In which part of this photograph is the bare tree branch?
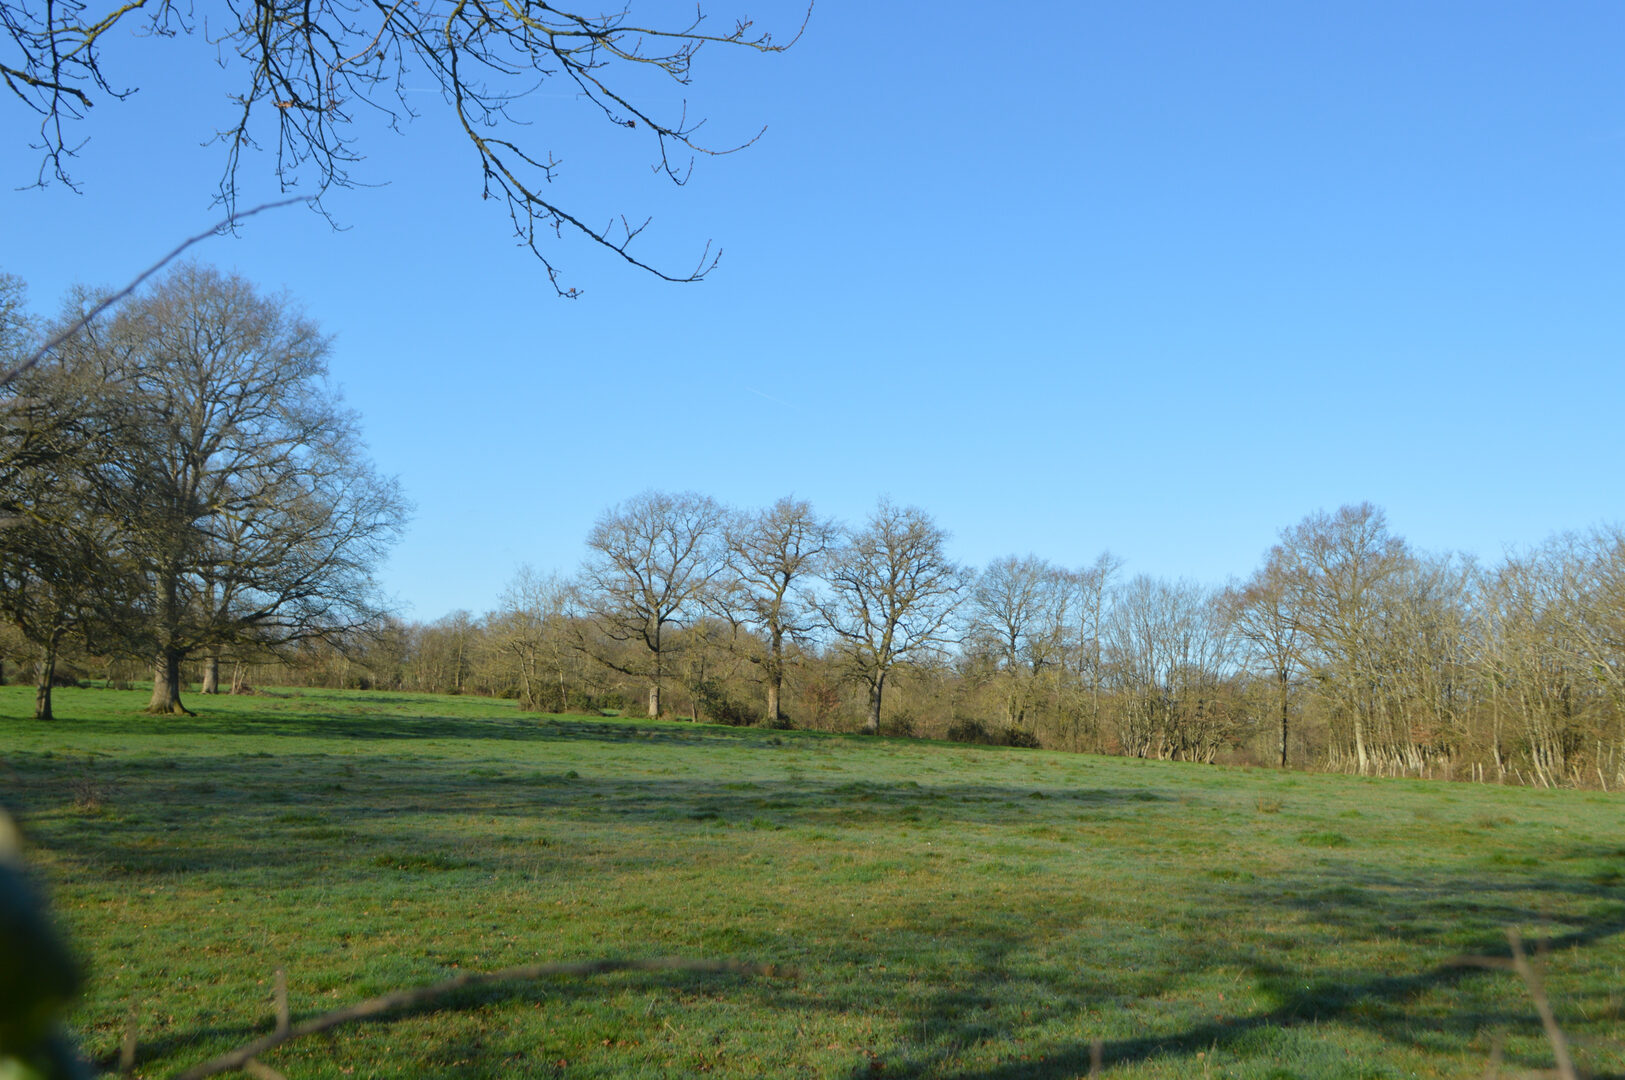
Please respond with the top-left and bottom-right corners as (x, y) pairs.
(3, 0), (812, 294)
(0, 196), (310, 390)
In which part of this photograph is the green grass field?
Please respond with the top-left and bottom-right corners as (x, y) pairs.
(4, 686), (1622, 1079)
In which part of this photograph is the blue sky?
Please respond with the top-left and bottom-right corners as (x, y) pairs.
(4, 3), (1623, 619)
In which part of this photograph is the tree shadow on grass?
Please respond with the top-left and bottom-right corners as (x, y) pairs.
(5, 704), (837, 747)
(836, 866), (1625, 1079)
(5, 747), (1182, 881)
(14, 710), (1623, 1077)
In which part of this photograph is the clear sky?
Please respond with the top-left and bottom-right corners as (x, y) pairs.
(4, 3), (1623, 619)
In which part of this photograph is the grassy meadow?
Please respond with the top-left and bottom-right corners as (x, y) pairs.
(3, 686), (1622, 1079)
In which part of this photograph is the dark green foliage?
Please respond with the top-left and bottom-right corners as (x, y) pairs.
(1003, 725), (1042, 749)
(946, 716), (1041, 748)
(691, 678), (756, 727)
(946, 716), (992, 743)
(878, 711), (916, 737)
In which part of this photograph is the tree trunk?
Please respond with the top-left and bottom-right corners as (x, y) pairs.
(865, 678), (883, 735)
(1278, 672), (1290, 768)
(766, 625), (784, 724)
(648, 681), (660, 720)
(201, 650), (220, 694)
(147, 649), (194, 715)
(34, 639), (57, 721)
(517, 654), (534, 712)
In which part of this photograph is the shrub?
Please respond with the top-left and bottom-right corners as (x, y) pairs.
(692, 679), (757, 726)
(946, 717), (992, 744)
(946, 717), (1040, 748)
(879, 711), (917, 738)
(1003, 725), (1042, 749)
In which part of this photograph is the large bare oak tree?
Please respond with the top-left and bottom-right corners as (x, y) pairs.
(85, 263), (406, 714)
(720, 496), (836, 724)
(815, 500), (965, 735)
(579, 490), (725, 719)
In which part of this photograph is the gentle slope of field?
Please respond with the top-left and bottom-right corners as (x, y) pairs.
(4, 686), (1622, 1079)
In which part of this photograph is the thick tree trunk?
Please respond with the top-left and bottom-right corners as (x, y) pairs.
(765, 626), (784, 725)
(34, 640), (57, 721)
(1278, 672), (1290, 768)
(147, 649), (194, 715)
(201, 650), (220, 694)
(648, 681), (660, 720)
(865, 677), (883, 735)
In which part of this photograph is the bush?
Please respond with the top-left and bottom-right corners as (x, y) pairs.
(879, 712), (916, 738)
(692, 679), (757, 726)
(946, 717), (992, 744)
(1003, 725), (1042, 749)
(946, 717), (1041, 748)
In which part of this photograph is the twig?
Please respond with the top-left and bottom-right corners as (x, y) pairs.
(0, 197), (310, 389)
(1478, 1032), (1505, 1080)
(1506, 928), (1579, 1080)
(119, 1001), (138, 1075)
(240, 1060), (287, 1080)
(272, 968), (288, 1036)
(173, 957), (790, 1080)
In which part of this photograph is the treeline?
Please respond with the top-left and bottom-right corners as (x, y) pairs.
(233, 496), (1624, 790)
(5, 267), (1622, 789)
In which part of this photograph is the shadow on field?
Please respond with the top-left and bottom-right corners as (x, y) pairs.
(10, 706), (827, 748)
(12, 707), (1624, 1078)
(915, 919), (1625, 1080)
(840, 871), (1625, 1080)
(5, 748), (1163, 880)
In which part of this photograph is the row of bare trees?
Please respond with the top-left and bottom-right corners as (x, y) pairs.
(7, 313), (1619, 791)
(1229, 504), (1625, 787)
(229, 493), (1624, 789)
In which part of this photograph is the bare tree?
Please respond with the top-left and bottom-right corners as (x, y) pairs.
(3, 0), (808, 294)
(489, 566), (576, 711)
(814, 500), (965, 735)
(1226, 550), (1304, 767)
(965, 555), (1072, 730)
(0, 280), (144, 718)
(61, 263), (409, 715)
(1275, 503), (1411, 774)
(1105, 575), (1239, 762)
(720, 497), (837, 724)
(1066, 551), (1121, 751)
(579, 490), (725, 719)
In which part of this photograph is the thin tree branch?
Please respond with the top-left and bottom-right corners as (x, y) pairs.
(1506, 928), (1579, 1080)
(0, 196), (310, 389)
